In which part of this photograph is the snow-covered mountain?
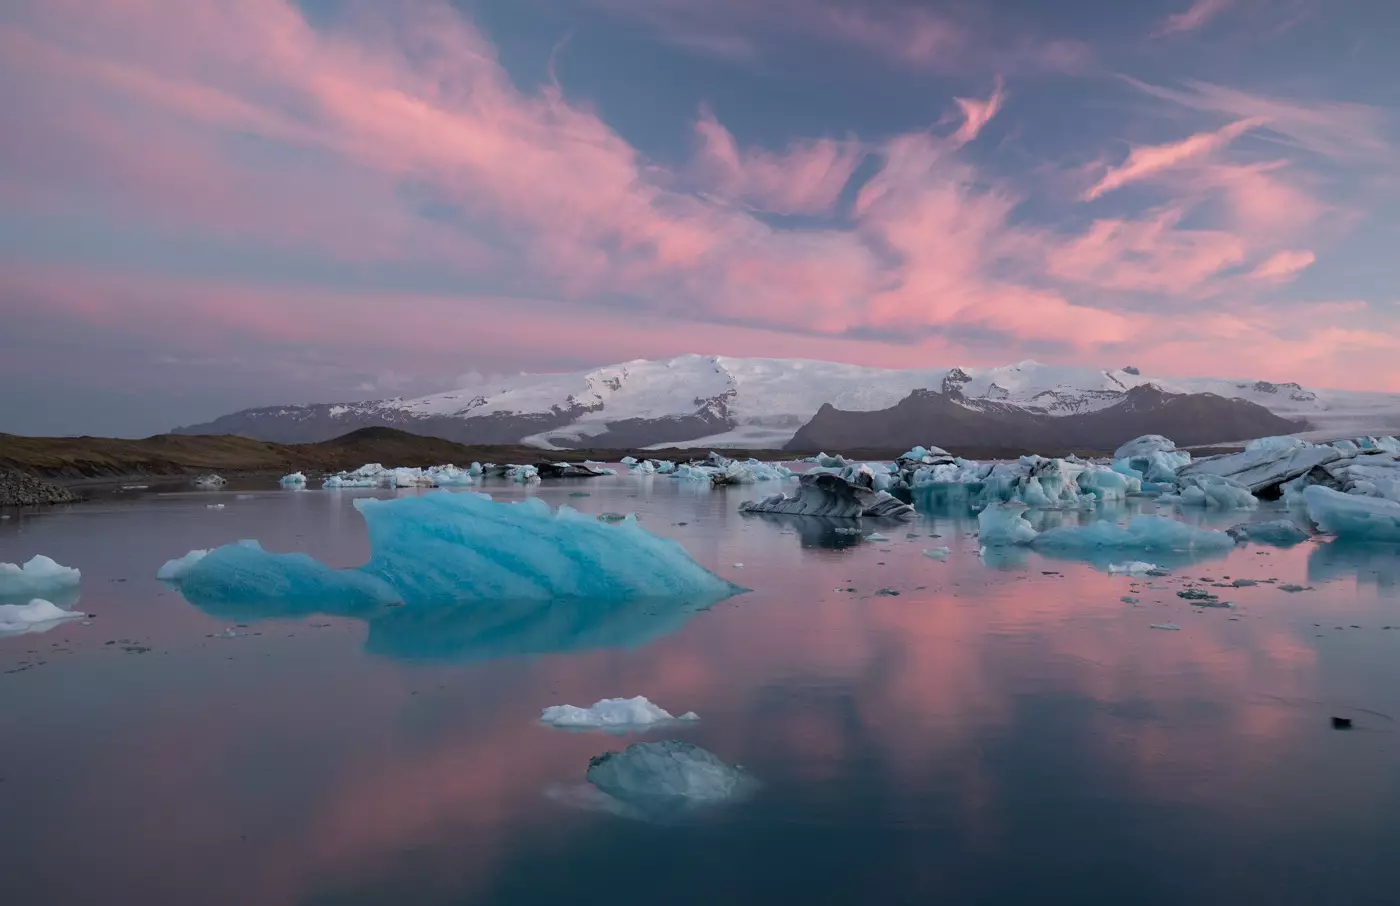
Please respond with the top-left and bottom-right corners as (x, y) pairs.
(174, 354), (1400, 449)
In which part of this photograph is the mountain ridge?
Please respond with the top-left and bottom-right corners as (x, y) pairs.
(173, 354), (1400, 449)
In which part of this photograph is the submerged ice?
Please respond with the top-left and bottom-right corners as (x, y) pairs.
(585, 740), (757, 812)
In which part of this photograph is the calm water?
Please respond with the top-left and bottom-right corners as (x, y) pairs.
(2, 475), (1399, 905)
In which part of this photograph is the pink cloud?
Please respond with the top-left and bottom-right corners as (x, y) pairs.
(1250, 249), (1316, 281)
(691, 107), (864, 214)
(951, 80), (1007, 146)
(1154, 0), (1232, 36)
(0, 0), (1392, 395)
(1083, 118), (1264, 201)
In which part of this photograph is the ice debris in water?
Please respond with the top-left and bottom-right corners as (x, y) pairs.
(0, 555), (81, 601)
(1150, 623), (1182, 631)
(156, 549), (209, 581)
(585, 740), (757, 816)
(1226, 519), (1309, 547)
(193, 474), (227, 488)
(0, 598), (84, 635)
(540, 696), (699, 731)
(279, 472), (307, 488)
(206, 503), (226, 510)
(158, 491), (743, 607)
(322, 463), (478, 489)
(1304, 486), (1400, 543)
(1108, 561), (1158, 575)
(922, 547), (951, 560)
(866, 532), (890, 543)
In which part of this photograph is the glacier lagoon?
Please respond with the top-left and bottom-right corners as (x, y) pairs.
(3, 473), (1400, 905)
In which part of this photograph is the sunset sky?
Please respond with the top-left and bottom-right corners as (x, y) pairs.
(2, 0), (1397, 435)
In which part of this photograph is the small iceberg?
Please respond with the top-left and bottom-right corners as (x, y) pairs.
(279, 472), (307, 488)
(977, 503), (1038, 546)
(1108, 561), (1158, 575)
(0, 598), (84, 636)
(0, 555), (81, 602)
(922, 547), (951, 560)
(193, 474), (227, 489)
(540, 696), (699, 731)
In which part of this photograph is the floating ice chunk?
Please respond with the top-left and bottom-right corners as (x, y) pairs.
(1226, 519), (1309, 547)
(585, 740), (757, 817)
(1078, 466), (1140, 501)
(1304, 486), (1400, 543)
(0, 555), (81, 601)
(155, 549), (209, 581)
(977, 503), (1038, 546)
(1150, 623), (1181, 631)
(922, 547), (951, 560)
(620, 456), (639, 466)
(866, 532), (890, 542)
(206, 503), (225, 510)
(192, 474), (227, 488)
(1108, 561), (1158, 575)
(1034, 516), (1234, 553)
(1183, 441), (1340, 495)
(0, 598), (83, 635)
(1174, 474), (1257, 509)
(506, 464), (541, 484)
(540, 696), (699, 730)
(279, 472), (307, 488)
(739, 473), (913, 519)
(163, 492), (742, 608)
(426, 465), (475, 487)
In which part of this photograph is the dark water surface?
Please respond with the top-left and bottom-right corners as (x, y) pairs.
(2, 476), (1398, 905)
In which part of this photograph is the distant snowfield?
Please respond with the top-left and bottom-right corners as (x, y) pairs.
(185, 354), (1400, 449)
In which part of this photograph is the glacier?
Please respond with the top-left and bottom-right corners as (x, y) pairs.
(540, 696), (699, 731)
(0, 555), (81, 602)
(163, 492), (743, 609)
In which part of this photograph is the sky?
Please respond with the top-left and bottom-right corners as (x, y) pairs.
(1, 0), (1398, 436)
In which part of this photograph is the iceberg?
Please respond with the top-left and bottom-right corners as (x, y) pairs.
(540, 696), (698, 730)
(739, 472), (914, 520)
(279, 472), (307, 488)
(0, 555), (81, 602)
(1114, 435), (1178, 462)
(922, 546), (951, 560)
(192, 473), (227, 489)
(584, 740), (757, 817)
(910, 456), (1121, 508)
(0, 598), (84, 636)
(506, 464), (540, 484)
(163, 491), (742, 609)
(1226, 519), (1309, 547)
(1304, 486), (1400, 543)
(1108, 561), (1158, 575)
(977, 503), (1039, 546)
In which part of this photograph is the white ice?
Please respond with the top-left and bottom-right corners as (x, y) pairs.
(922, 547), (951, 560)
(0, 598), (84, 636)
(0, 555), (81, 601)
(1173, 474), (1257, 509)
(540, 696), (699, 730)
(1108, 561), (1158, 575)
(193, 473), (227, 488)
(156, 549), (209, 581)
(279, 472), (307, 488)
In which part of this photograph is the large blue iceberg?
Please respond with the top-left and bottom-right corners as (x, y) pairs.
(161, 492), (743, 659)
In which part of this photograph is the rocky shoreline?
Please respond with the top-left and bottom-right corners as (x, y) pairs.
(0, 467), (79, 508)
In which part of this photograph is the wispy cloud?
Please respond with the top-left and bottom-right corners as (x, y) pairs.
(1084, 118), (1263, 200)
(1154, 0), (1232, 36)
(951, 79), (1007, 146)
(1250, 248), (1316, 281)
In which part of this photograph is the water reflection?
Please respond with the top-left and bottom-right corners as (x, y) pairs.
(738, 512), (868, 549)
(1308, 539), (1400, 589)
